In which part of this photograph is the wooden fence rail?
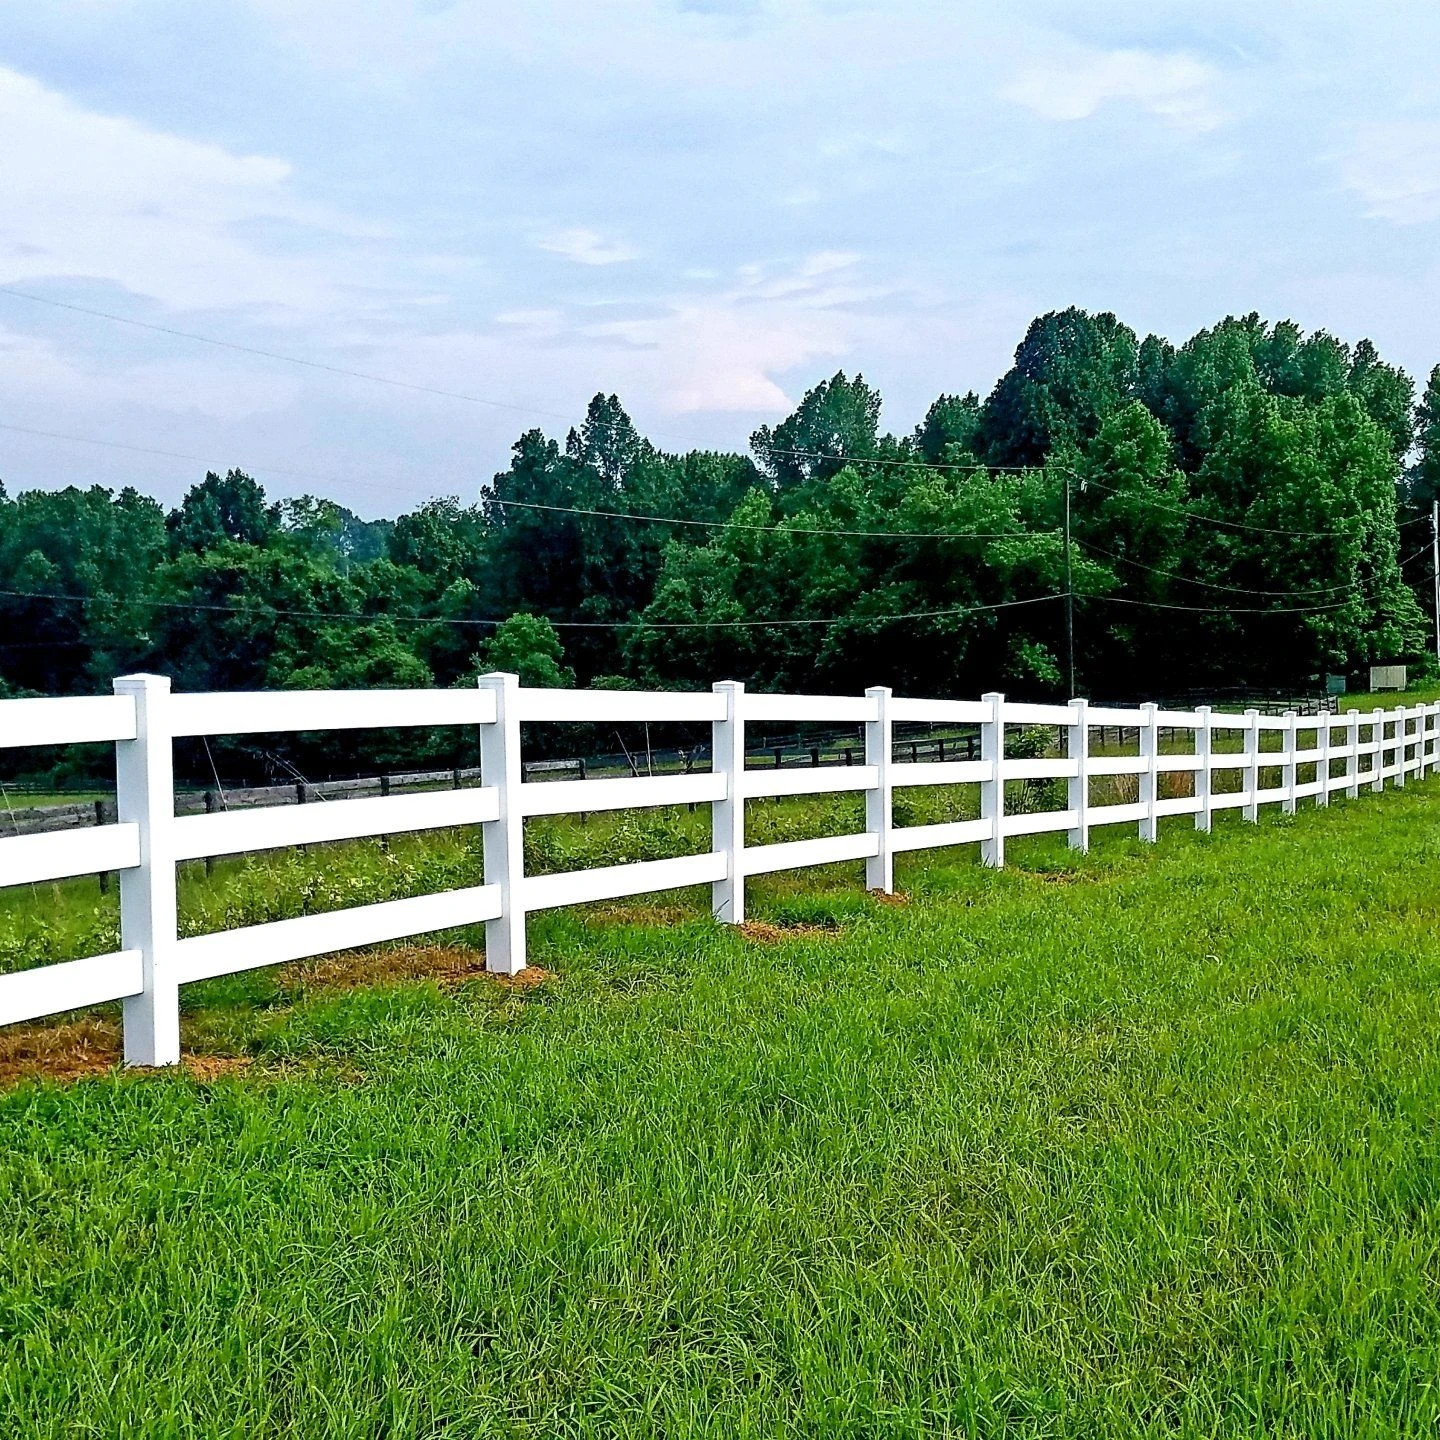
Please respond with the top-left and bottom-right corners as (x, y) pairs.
(0, 676), (1434, 1066)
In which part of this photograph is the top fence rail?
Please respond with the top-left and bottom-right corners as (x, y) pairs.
(1, 673), (1435, 1067)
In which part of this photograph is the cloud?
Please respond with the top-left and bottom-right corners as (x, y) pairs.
(1005, 46), (1223, 134)
(537, 228), (641, 265)
(1339, 122), (1440, 225)
(800, 250), (861, 278)
(0, 65), (374, 313)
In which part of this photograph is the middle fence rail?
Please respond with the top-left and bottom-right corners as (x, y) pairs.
(0, 675), (1435, 1066)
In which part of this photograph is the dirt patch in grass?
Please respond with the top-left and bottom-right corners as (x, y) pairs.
(873, 891), (911, 906)
(0, 1016), (121, 1087)
(0, 1017), (257, 1089)
(490, 965), (553, 991)
(738, 920), (842, 944)
(585, 902), (697, 929)
(180, 1054), (255, 1082)
(280, 944), (553, 994)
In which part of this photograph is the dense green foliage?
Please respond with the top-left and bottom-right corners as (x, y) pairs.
(3, 309), (1437, 739)
(3, 782), (1440, 1433)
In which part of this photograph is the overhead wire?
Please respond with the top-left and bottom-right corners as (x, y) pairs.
(1074, 538), (1434, 600)
(0, 583), (1067, 633)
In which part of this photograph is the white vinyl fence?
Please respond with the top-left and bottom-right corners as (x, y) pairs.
(1, 673), (1436, 1067)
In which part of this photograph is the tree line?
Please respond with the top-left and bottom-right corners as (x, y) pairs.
(2, 307), (1439, 779)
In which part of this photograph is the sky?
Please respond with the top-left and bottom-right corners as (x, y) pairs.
(1, 0), (1438, 516)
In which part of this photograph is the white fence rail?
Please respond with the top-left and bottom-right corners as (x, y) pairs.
(2, 673), (1436, 1066)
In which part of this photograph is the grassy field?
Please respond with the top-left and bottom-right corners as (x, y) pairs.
(2, 774), (1440, 1435)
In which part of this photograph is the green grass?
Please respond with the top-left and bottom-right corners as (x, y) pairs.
(1339, 682), (1440, 710)
(3, 783), (1440, 1435)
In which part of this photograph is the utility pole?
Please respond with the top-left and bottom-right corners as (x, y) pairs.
(1064, 467), (1076, 699)
(1432, 500), (1439, 663)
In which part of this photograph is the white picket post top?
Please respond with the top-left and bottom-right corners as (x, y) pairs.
(2, 675), (1437, 1064)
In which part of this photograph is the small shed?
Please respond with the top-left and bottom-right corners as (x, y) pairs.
(1370, 664), (1407, 692)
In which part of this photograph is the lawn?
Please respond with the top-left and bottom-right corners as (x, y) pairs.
(3, 781), (1440, 1436)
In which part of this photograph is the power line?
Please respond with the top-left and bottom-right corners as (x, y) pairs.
(488, 497), (1036, 542)
(0, 584), (1065, 633)
(6, 283), (1427, 545)
(1074, 537), (1430, 599)
(1072, 471), (1430, 537)
(759, 447), (1432, 536)
(0, 420), (409, 504)
(1089, 593), (1358, 617)
(0, 286), (582, 426)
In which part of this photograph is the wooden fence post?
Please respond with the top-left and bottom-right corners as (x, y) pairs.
(864, 686), (893, 893)
(981, 691), (1004, 868)
(1066, 697), (1089, 852)
(114, 673), (180, 1068)
(476, 671), (525, 975)
(711, 681), (745, 924)
(1371, 708), (1386, 792)
(1194, 705), (1212, 833)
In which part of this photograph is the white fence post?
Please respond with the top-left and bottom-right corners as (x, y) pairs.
(864, 686), (894, 893)
(477, 671), (525, 975)
(115, 674), (180, 1067)
(1194, 705), (1213, 832)
(1138, 701), (1159, 843)
(1282, 710), (1298, 814)
(1396, 706), (1408, 788)
(981, 691), (1004, 868)
(1346, 709), (1360, 798)
(1316, 709), (1331, 808)
(712, 680), (746, 923)
(1067, 697), (1089, 852)
(1430, 703), (1440, 776)
(1372, 707), (1386, 792)
(1243, 708), (1260, 822)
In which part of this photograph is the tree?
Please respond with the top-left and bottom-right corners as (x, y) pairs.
(1408, 365), (1440, 506)
(0, 484), (166, 694)
(1347, 339), (1414, 461)
(913, 392), (981, 463)
(168, 470), (277, 552)
(751, 372), (882, 488)
(472, 613), (574, 688)
(979, 308), (1139, 466)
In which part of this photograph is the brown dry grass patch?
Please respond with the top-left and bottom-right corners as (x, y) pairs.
(738, 920), (840, 944)
(0, 1017), (255, 1089)
(280, 943), (551, 993)
(585, 902), (697, 929)
(0, 1016), (121, 1087)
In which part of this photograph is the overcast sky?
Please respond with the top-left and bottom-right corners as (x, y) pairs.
(1, 1), (1438, 516)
